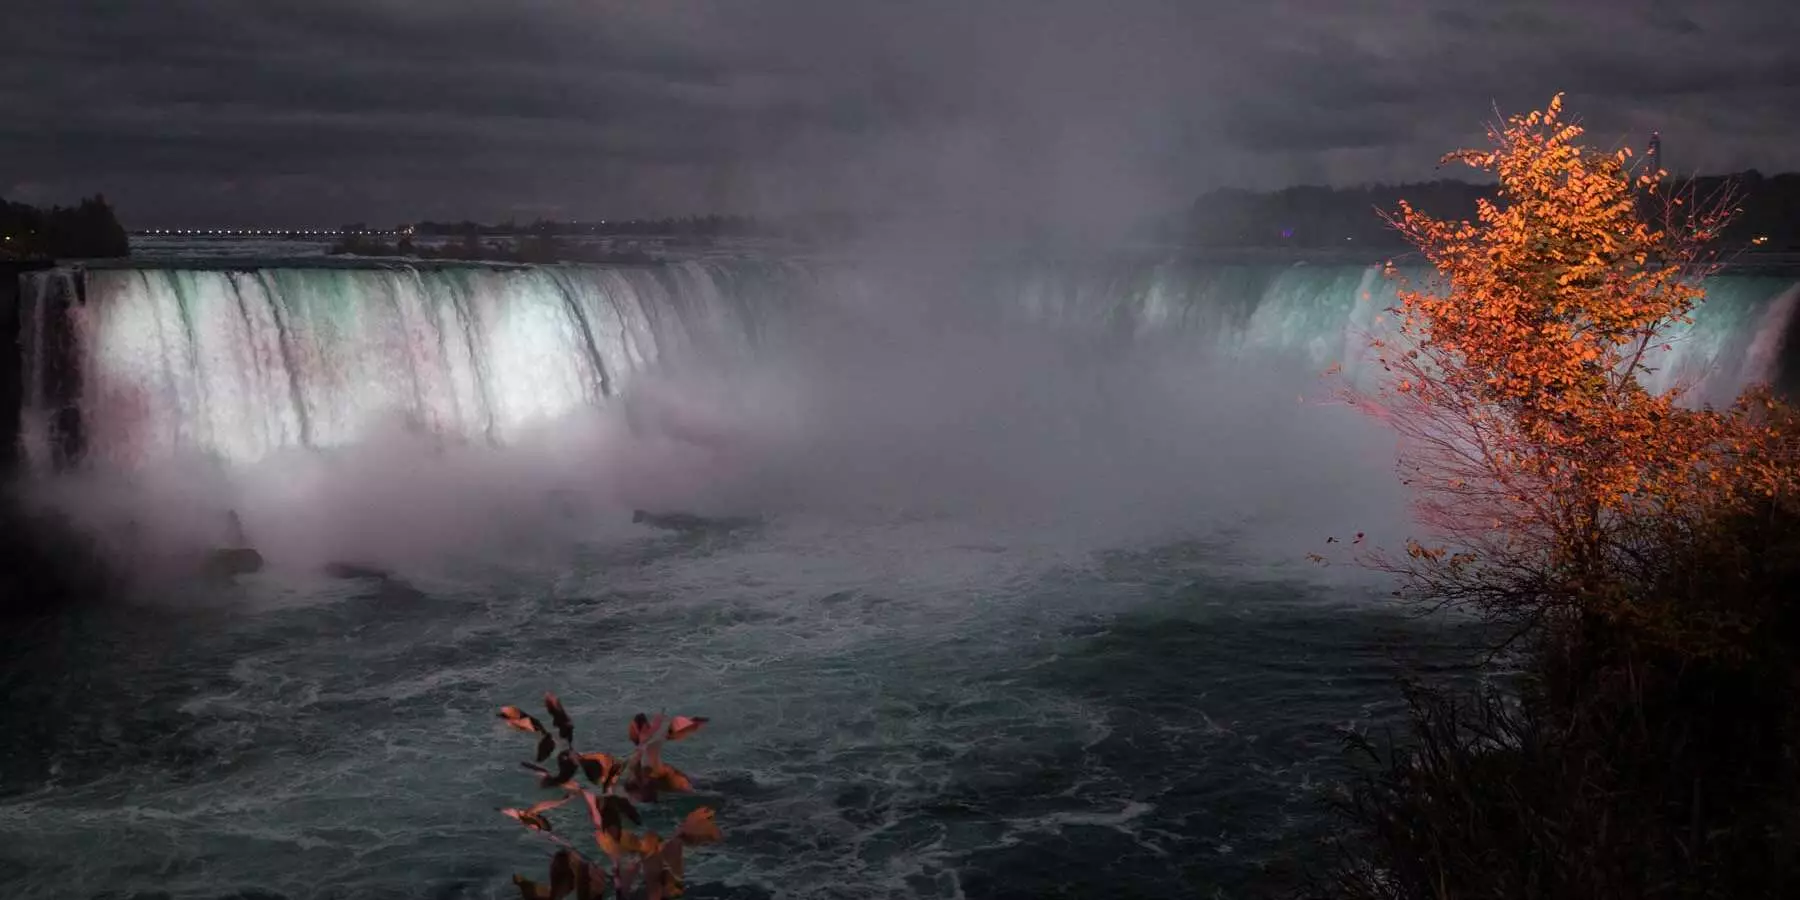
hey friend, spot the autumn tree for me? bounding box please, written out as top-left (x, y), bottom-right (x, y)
top-left (1325, 95), bottom-right (1800, 900)
top-left (1344, 93), bottom-right (1800, 656)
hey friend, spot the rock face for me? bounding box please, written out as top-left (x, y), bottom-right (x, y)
top-left (0, 494), bottom-right (113, 619)
top-left (0, 260), bottom-right (54, 473)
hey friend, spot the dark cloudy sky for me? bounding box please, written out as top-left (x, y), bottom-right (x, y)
top-left (4, 0), bottom-right (1795, 229)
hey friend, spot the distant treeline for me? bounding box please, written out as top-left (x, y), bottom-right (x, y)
top-left (343, 213), bottom-right (862, 243)
top-left (1177, 170), bottom-right (1800, 251)
top-left (399, 214), bottom-right (766, 239)
top-left (342, 170), bottom-right (1800, 257)
top-left (331, 231), bottom-right (658, 265)
top-left (0, 195), bottom-right (129, 259)
top-left (332, 212), bottom-right (872, 263)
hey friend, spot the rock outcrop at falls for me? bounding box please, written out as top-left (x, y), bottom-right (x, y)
top-left (0, 492), bottom-right (114, 618)
top-left (0, 195), bottom-right (130, 261)
top-left (1, 260), bottom-right (57, 471)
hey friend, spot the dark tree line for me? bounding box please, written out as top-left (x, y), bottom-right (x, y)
top-left (402, 214), bottom-right (769, 239)
top-left (331, 231), bottom-right (657, 265)
top-left (1177, 170), bottom-right (1800, 251)
top-left (0, 195), bottom-right (129, 259)
top-left (334, 212), bottom-right (869, 262)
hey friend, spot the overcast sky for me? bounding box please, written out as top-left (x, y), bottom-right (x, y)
top-left (4, 0), bottom-right (1796, 229)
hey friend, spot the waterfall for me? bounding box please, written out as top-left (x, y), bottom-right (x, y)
top-left (13, 261), bottom-right (813, 471)
top-left (996, 260), bottom-right (1800, 400)
top-left (11, 259), bottom-right (1800, 473)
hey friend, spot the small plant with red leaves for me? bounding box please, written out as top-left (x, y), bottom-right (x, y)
top-left (496, 694), bottom-right (719, 899)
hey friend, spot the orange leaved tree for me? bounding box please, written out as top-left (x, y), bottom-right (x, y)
top-left (1324, 96), bottom-right (1800, 900)
top-left (1344, 93), bottom-right (1799, 656)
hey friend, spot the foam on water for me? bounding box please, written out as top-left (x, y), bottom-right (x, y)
top-left (0, 509), bottom-right (1455, 899)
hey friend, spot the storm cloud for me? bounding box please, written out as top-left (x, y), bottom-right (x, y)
top-left (3, 0), bottom-right (1795, 228)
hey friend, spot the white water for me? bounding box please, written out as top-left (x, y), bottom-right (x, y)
top-left (5, 257), bottom-right (1796, 899)
top-left (20, 261), bottom-right (1797, 472)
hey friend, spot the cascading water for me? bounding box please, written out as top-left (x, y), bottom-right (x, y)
top-left (13, 261), bottom-right (812, 471)
top-left (3, 256), bottom-right (1799, 900)
top-left (17, 260), bottom-right (1799, 474)
top-left (994, 259), bottom-right (1800, 399)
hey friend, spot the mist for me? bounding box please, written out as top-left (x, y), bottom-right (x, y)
top-left (14, 266), bottom-right (1409, 587)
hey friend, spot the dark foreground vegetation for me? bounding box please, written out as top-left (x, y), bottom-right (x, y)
top-left (1314, 97), bottom-right (1800, 899)
top-left (0, 195), bottom-right (129, 259)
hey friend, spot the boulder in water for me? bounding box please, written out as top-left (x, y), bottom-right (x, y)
top-left (322, 561), bottom-right (389, 580)
top-left (201, 547), bottom-right (264, 578)
top-left (631, 509), bottom-right (760, 534)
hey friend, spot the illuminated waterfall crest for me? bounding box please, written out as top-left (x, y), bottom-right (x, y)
top-left (16, 262), bottom-right (808, 469)
top-left (14, 260), bottom-right (1799, 472)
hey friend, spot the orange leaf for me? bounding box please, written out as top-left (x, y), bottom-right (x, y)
top-left (500, 706), bottom-right (545, 735)
top-left (544, 693), bottom-right (575, 742)
top-left (649, 764), bottom-right (694, 793)
top-left (679, 807), bottom-right (723, 845)
top-left (513, 874), bottom-right (553, 900)
top-left (666, 716), bottom-right (708, 742)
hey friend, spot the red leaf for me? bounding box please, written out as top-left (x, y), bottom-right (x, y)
top-left (648, 765), bottom-right (694, 794)
top-left (626, 778), bottom-right (659, 804)
top-left (500, 706), bottom-right (545, 734)
top-left (643, 842), bottom-right (668, 900)
top-left (546, 751), bottom-right (578, 786)
top-left (667, 716), bottom-right (708, 742)
top-left (679, 807), bottom-right (722, 845)
top-left (513, 875), bottom-right (552, 900)
top-left (501, 807), bottom-right (556, 833)
top-left (527, 796), bottom-right (571, 817)
top-left (595, 828), bottom-right (625, 860)
top-left (576, 857), bottom-right (606, 900)
top-left (544, 693), bottom-right (575, 742)
top-left (548, 848), bottom-right (579, 900)
top-left (661, 839), bottom-right (687, 890)
top-left (599, 804), bottom-right (620, 840)
top-left (577, 752), bottom-right (621, 788)
top-left (607, 794), bottom-right (642, 828)
top-left (526, 754), bottom-right (577, 788)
